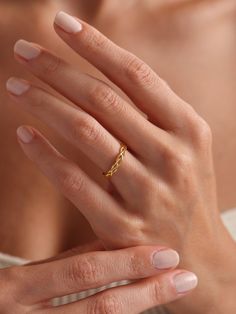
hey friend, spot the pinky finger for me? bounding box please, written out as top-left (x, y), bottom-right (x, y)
top-left (45, 270), bottom-right (198, 314)
top-left (16, 125), bottom-right (124, 247)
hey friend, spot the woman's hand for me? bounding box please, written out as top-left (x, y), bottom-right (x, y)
top-left (0, 242), bottom-right (197, 313)
top-left (7, 11), bottom-right (219, 250)
top-left (6, 11), bottom-right (236, 313)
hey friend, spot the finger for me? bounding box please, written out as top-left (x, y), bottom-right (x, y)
top-left (16, 245), bottom-right (180, 304)
top-left (15, 125), bottom-right (128, 248)
top-left (7, 78), bottom-right (145, 201)
top-left (13, 40), bottom-right (170, 161)
top-left (26, 240), bottom-right (104, 266)
top-left (46, 270), bottom-right (197, 314)
top-left (53, 11), bottom-right (194, 131)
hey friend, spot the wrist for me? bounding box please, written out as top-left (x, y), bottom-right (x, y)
top-left (167, 219), bottom-right (236, 314)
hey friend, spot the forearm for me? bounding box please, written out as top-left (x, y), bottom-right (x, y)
top-left (167, 220), bottom-right (236, 314)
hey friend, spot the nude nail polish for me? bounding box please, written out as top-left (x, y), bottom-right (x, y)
top-left (6, 77), bottom-right (30, 96)
top-left (54, 11), bottom-right (82, 34)
top-left (174, 272), bottom-right (198, 293)
top-left (17, 126), bottom-right (34, 144)
top-left (152, 249), bottom-right (180, 269)
top-left (14, 40), bottom-right (41, 60)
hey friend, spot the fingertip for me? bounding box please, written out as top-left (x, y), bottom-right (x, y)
top-left (173, 271), bottom-right (198, 295)
top-left (152, 249), bottom-right (180, 270)
top-left (54, 11), bottom-right (83, 34)
top-left (17, 126), bottom-right (35, 144)
top-left (6, 77), bottom-right (30, 96)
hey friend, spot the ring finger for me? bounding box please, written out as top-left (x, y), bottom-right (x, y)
top-left (7, 78), bottom-right (146, 201)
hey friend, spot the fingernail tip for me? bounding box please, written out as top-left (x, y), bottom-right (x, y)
top-left (153, 249), bottom-right (180, 270)
top-left (13, 39), bottom-right (41, 60)
top-left (54, 11), bottom-right (82, 33)
top-left (55, 10), bottom-right (72, 19)
top-left (6, 77), bottom-right (30, 96)
top-left (173, 250), bottom-right (180, 266)
top-left (14, 39), bottom-right (27, 51)
top-left (55, 10), bottom-right (66, 17)
top-left (17, 126), bottom-right (34, 144)
top-left (174, 271), bottom-right (198, 294)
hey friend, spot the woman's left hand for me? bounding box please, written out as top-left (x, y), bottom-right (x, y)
top-left (6, 11), bottom-right (236, 313)
top-left (1, 241), bottom-right (197, 313)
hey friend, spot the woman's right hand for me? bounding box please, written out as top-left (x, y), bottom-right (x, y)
top-left (0, 242), bottom-right (197, 313)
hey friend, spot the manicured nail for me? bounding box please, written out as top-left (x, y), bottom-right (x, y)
top-left (14, 40), bottom-right (41, 60)
top-left (54, 11), bottom-right (82, 34)
top-left (152, 249), bottom-right (179, 269)
top-left (174, 272), bottom-right (198, 293)
top-left (6, 77), bottom-right (30, 96)
top-left (17, 126), bottom-right (34, 144)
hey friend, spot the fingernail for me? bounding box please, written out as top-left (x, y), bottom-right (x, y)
top-left (54, 11), bottom-right (82, 34)
top-left (17, 126), bottom-right (34, 144)
top-left (6, 77), bottom-right (30, 96)
top-left (14, 39), bottom-right (41, 60)
top-left (174, 272), bottom-right (198, 293)
top-left (152, 249), bottom-right (180, 269)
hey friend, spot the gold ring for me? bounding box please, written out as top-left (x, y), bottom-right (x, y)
top-left (103, 143), bottom-right (127, 178)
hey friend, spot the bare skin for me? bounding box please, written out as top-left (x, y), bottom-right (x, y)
top-left (0, 0), bottom-right (236, 264)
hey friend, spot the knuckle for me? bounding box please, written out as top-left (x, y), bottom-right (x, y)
top-left (58, 171), bottom-right (84, 196)
top-left (30, 90), bottom-right (49, 109)
top-left (151, 280), bottom-right (164, 305)
top-left (194, 118), bottom-right (213, 147)
top-left (83, 30), bottom-right (109, 54)
top-left (41, 54), bottom-right (62, 76)
top-left (117, 219), bottom-right (147, 247)
top-left (71, 114), bottom-right (103, 144)
top-left (124, 55), bottom-right (157, 87)
top-left (170, 152), bottom-right (194, 183)
top-left (173, 152), bottom-right (193, 172)
top-left (89, 294), bottom-right (122, 314)
top-left (92, 32), bottom-right (109, 50)
top-left (89, 85), bottom-right (123, 115)
top-left (128, 254), bottom-right (146, 276)
top-left (187, 114), bottom-right (213, 148)
top-left (64, 256), bottom-right (100, 289)
top-left (33, 92), bottom-right (46, 108)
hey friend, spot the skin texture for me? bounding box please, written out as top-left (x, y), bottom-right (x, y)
top-left (0, 0), bottom-right (236, 259)
top-left (3, 8), bottom-right (236, 314)
top-left (0, 1), bottom-right (236, 313)
top-left (0, 241), bottom-right (195, 313)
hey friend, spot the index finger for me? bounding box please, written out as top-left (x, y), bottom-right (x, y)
top-left (14, 246), bottom-right (180, 305)
top-left (54, 11), bottom-right (193, 130)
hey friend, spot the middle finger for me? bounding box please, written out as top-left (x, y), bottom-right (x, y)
top-left (13, 40), bottom-right (169, 160)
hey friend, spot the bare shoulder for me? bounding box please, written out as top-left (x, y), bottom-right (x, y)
top-left (141, 0), bottom-right (236, 21)
top-left (138, 0), bottom-right (236, 37)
